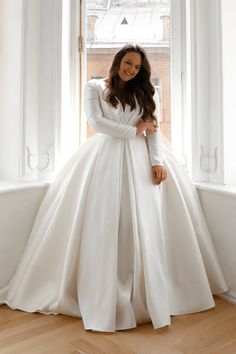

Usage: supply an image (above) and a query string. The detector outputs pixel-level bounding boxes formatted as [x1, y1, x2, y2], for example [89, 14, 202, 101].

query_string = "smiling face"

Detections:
[117, 52, 142, 83]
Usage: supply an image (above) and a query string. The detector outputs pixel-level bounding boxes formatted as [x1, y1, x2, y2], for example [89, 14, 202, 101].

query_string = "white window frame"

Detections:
[171, 0, 186, 165]
[186, 0, 224, 184]
[184, 0, 236, 186]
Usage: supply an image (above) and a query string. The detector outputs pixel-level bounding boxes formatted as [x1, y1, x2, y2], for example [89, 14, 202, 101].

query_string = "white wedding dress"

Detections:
[0, 79, 228, 332]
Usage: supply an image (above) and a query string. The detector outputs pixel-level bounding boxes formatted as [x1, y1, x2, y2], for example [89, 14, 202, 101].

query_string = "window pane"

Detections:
[86, 0, 171, 147]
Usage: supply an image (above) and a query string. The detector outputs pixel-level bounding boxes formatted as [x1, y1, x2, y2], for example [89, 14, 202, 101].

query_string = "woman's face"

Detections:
[118, 52, 142, 82]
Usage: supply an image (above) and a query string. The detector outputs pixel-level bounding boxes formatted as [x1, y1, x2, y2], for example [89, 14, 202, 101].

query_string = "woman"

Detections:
[0, 44, 228, 332]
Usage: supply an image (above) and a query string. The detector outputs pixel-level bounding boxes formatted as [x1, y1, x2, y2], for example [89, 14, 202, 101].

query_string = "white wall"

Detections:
[197, 187, 236, 303]
[0, 185, 47, 287]
[0, 0, 23, 181]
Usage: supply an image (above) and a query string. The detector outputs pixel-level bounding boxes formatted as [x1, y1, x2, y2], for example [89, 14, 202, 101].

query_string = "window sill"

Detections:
[195, 182, 236, 197]
[0, 181, 50, 195]
[1, 180, 236, 198]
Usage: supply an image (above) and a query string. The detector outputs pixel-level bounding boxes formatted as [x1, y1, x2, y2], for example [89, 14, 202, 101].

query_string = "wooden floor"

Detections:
[0, 297, 236, 354]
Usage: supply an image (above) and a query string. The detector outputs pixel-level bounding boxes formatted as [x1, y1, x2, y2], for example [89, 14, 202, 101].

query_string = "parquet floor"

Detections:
[0, 297, 235, 354]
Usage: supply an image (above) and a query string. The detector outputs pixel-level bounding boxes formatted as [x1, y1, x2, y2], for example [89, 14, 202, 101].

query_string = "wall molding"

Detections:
[220, 292, 236, 305]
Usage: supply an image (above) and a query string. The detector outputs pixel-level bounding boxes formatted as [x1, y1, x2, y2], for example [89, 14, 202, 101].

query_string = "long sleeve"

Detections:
[146, 129, 164, 166]
[84, 82, 137, 139]
[146, 88, 164, 166]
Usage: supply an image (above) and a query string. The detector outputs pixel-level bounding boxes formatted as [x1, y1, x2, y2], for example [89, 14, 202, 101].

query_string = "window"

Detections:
[2, 0, 235, 186]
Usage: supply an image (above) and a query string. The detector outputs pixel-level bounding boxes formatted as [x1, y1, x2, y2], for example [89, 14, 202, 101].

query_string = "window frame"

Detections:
[185, 0, 225, 184]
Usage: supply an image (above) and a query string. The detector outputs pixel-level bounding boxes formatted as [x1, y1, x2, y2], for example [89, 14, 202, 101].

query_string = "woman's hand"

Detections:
[136, 120, 158, 135]
[152, 165, 167, 185]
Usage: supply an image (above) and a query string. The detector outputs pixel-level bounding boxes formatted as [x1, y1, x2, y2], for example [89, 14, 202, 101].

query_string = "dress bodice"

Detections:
[90, 79, 143, 126]
[84, 79, 164, 166]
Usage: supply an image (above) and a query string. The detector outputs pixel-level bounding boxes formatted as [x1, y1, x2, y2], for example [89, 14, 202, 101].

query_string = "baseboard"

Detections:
[219, 291, 236, 305]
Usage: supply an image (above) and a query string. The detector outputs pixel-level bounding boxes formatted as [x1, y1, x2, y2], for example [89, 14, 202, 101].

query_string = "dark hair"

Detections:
[106, 44, 156, 121]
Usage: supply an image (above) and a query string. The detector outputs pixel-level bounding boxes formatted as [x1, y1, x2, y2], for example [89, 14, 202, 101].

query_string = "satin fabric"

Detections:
[0, 79, 228, 332]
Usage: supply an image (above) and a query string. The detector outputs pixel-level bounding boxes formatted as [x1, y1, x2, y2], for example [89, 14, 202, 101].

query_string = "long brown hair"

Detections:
[106, 44, 156, 121]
